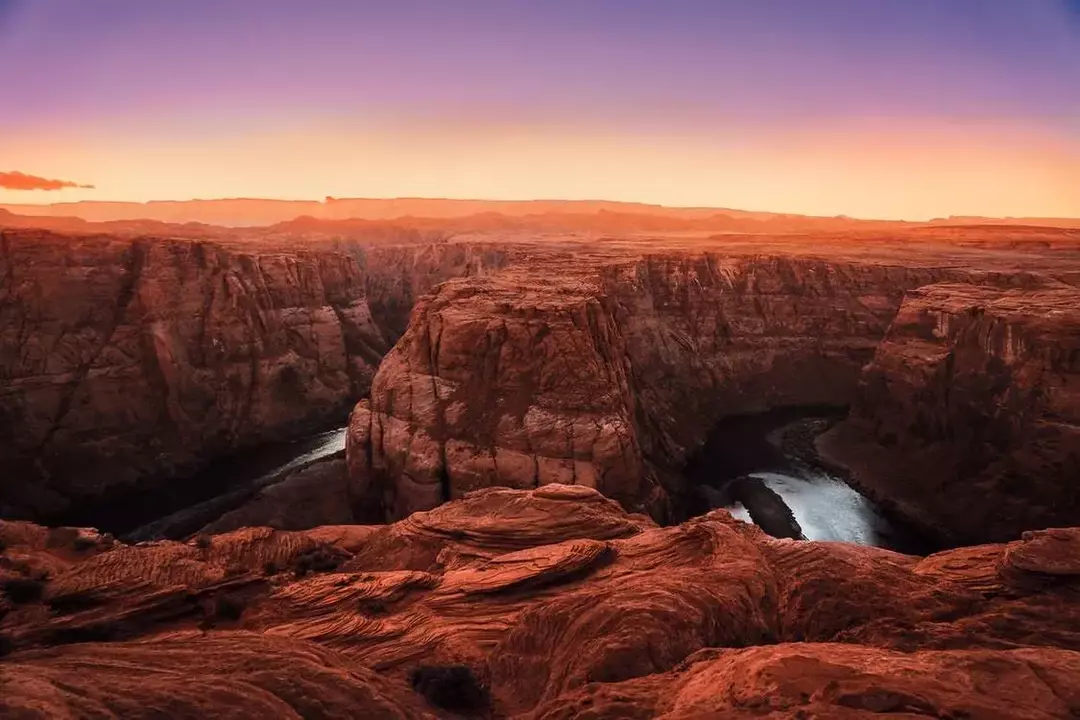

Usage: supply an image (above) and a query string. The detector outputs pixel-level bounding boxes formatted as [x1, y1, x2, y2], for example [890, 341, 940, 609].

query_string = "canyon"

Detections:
[0, 225, 510, 524]
[347, 228, 1080, 547]
[2, 209, 1080, 717]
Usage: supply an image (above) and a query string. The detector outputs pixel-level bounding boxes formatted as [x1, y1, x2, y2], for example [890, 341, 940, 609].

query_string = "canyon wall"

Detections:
[0, 230, 511, 523]
[0, 230, 387, 521]
[820, 281, 1080, 544]
[334, 241, 513, 343]
[347, 253, 961, 522]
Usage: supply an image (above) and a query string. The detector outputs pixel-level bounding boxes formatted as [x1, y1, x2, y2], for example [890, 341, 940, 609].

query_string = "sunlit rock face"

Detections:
[347, 252, 963, 522]
[821, 281, 1080, 545]
[2, 486, 1079, 718]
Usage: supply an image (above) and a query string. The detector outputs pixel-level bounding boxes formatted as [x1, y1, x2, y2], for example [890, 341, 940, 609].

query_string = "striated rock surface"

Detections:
[348, 242, 514, 344]
[348, 254, 963, 521]
[0, 230, 388, 522]
[2, 486, 1079, 718]
[821, 282, 1080, 544]
[0, 229, 516, 525]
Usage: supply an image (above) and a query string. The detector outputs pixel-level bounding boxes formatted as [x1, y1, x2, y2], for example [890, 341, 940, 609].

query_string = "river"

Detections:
[91, 408, 928, 551]
[685, 407, 933, 554]
[80, 427, 349, 542]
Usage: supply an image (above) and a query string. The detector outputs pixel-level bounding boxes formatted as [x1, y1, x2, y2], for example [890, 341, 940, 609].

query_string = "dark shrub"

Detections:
[357, 598, 388, 616]
[2, 576, 46, 604]
[194, 534, 212, 550]
[292, 545, 347, 578]
[410, 664, 489, 714]
[214, 594, 246, 622]
[264, 561, 279, 576]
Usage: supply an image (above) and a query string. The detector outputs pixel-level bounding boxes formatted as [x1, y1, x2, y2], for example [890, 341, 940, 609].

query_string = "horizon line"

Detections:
[3, 195, 1079, 225]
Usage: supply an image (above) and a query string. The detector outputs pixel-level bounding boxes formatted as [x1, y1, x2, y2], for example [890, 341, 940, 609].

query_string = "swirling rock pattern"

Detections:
[3, 486, 1079, 718]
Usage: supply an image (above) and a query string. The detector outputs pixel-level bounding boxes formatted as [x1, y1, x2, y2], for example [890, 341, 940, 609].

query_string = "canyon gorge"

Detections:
[2, 209, 1079, 718]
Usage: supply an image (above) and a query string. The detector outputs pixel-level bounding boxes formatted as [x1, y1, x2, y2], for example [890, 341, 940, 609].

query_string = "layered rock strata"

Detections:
[348, 254, 962, 521]
[820, 281, 1080, 545]
[0, 230, 517, 523]
[2, 486, 1079, 717]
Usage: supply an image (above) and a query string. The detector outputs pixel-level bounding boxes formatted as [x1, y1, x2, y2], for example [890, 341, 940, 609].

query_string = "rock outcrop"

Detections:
[348, 242, 513, 344]
[3, 486, 1079, 717]
[0, 230, 389, 522]
[0, 229, 516, 525]
[820, 281, 1080, 545]
[347, 254, 960, 522]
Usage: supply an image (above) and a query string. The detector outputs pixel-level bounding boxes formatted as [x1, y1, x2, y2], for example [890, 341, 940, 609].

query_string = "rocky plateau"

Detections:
[2, 212, 1080, 718]
[346, 228, 1080, 545]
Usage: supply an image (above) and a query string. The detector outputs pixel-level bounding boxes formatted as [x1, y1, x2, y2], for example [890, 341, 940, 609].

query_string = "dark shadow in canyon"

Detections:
[52, 421, 350, 541]
[683, 405, 941, 555]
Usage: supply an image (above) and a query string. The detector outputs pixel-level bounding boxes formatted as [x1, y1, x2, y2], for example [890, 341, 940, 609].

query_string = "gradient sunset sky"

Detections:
[2, 0, 1078, 220]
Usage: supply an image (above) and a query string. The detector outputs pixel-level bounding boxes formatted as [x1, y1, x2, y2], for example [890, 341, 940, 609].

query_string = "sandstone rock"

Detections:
[821, 281, 1080, 544]
[0, 230, 515, 526]
[2, 487, 1078, 717]
[0, 635, 436, 719]
[349, 254, 960, 521]
[0, 230, 389, 522]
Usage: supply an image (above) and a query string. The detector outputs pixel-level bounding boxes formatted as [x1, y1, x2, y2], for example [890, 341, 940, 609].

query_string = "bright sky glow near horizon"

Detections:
[1, 0, 1078, 220]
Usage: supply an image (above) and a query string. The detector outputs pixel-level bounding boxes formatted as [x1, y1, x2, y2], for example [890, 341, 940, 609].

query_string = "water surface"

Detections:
[686, 407, 932, 554]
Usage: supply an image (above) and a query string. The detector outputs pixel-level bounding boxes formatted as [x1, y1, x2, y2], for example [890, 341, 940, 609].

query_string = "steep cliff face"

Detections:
[345, 242, 513, 343]
[0, 230, 390, 521]
[820, 281, 1080, 544]
[347, 254, 960, 521]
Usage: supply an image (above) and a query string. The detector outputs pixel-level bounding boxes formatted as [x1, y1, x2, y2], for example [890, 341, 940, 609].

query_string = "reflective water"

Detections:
[686, 407, 932, 553]
[89, 427, 349, 542]
[746, 470, 896, 546]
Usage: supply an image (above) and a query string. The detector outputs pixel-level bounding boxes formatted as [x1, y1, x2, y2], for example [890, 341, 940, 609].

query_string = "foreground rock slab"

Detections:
[2, 485, 1078, 718]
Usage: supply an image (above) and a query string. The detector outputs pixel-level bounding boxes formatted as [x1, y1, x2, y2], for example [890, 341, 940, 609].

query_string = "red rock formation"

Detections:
[0, 230, 386, 521]
[2, 486, 1079, 717]
[348, 254, 960, 522]
[820, 281, 1080, 544]
[0, 229, 516, 525]
[342, 242, 513, 344]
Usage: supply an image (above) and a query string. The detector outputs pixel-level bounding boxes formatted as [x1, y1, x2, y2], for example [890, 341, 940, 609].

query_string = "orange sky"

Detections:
[3, 118, 1078, 221]
[3, 1, 1078, 221]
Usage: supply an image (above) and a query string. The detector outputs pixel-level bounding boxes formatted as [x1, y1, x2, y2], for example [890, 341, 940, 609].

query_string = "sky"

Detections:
[1, 0, 1078, 220]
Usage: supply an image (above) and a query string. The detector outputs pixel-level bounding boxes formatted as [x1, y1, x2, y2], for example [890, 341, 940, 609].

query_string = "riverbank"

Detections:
[684, 407, 938, 554]
[51, 424, 350, 541]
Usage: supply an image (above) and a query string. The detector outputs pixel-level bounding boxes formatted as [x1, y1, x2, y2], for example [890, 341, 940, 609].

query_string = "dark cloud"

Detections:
[0, 171, 95, 191]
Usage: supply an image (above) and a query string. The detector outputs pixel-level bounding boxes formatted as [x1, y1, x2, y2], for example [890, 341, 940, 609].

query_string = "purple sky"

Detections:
[1, 0, 1078, 218]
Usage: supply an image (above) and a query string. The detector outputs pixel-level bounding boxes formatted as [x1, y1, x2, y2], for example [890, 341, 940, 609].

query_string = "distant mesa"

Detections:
[0, 196, 1078, 230]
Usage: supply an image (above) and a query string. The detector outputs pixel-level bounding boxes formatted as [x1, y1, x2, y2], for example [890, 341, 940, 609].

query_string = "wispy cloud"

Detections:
[0, 171, 95, 191]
